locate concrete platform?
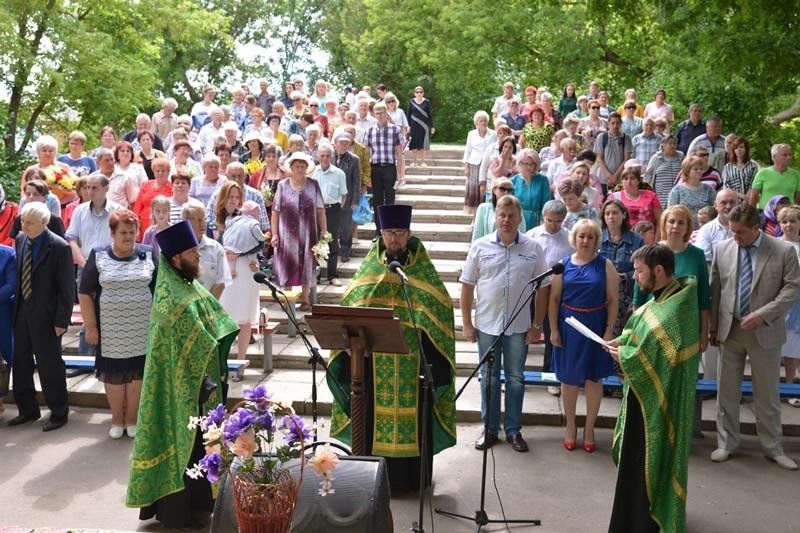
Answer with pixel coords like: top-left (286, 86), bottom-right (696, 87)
top-left (1, 405), bottom-right (798, 532)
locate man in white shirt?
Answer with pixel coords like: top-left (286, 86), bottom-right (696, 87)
top-left (527, 200), bottom-right (573, 395)
top-left (491, 82), bottom-right (517, 124)
top-left (354, 98), bottom-right (377, 144)
top-left (461, 195), bottom-right (549, 452)
top-left (312, 143), bottom-right (348, 285)
top-left (197, 106), bottom-right (225, 154)
top-left (687, 117), bottom-right (726, 171)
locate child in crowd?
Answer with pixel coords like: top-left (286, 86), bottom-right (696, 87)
top-left (633, 220), bottom-right (656, 245)
top-left (222, 200), bottom-right (265, 278)
top-left (690, 205), bottom-right (717, 243)
top-left (778, 205), bottom-right (800, 407)
top-left (141, 195), bottom-right (171, 257)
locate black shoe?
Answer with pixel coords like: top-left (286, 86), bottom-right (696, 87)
top-left (506, 433), bottom-right (529, 452)
top-left (474, 430), bottom-right (499, 450)
top-left (42, 417), bottom-right (68, 432)
top-left (7, 412), bottom-right (41, 426)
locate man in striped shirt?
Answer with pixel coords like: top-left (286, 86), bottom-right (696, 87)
top-left (364, 102), bottom-right (405, 233)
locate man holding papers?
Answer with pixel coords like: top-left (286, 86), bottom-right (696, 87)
top-left (605, 243), bottom-right (700, 533)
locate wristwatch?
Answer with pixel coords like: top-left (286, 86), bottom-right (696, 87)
top-left (531, 323), bottom-right (543, 331)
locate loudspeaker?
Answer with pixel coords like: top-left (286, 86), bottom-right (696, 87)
top-left (211, 455), bottom-right (393, 533)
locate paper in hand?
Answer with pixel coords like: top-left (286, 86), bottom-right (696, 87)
top-left (565, 316), bottom-right (609, 346)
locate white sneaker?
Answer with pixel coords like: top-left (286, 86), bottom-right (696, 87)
top-left (710, 448), bottom-right (731, 462)
top-left (126, 425), bottom-right (137, 438)
top-left (546, 386), bottom-right (561, 397)
top-left (109, 425), bottom-right (125, 439)
top-left (767, 454), bottom-right (798, 470)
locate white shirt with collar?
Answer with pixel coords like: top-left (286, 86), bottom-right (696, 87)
top-left (65, 199), bottom-right (123, 258)
top-left (460, 230), bottom-right (549, 336)
top-left (526, 225), bottom-right (573, 268)
top-left (312, 164), bottom-right (348, 205)
top-left (695, 217), bottom-right (733, 263)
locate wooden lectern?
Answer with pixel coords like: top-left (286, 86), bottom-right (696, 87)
top-left (305, 304), bottom-right (408, 456)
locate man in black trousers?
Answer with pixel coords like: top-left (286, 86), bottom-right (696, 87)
top-left (9, 201), bottom-right (75, 431)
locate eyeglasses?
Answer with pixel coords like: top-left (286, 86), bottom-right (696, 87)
top-left (590, 106), bottom-right (600, 110)
top-left (496, 186), bottom-right (513, 192)
top-left (309, 104), bottom-right (319, 107)
top-left (415, 90), bottom-right (423, 93)
top-left (385, 99), bottom-right (396, 103)
top-left (696, 153), bottom-right (709, 157)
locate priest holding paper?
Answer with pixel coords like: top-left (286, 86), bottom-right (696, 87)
top-left (605, 243), bottom-right (700, 533)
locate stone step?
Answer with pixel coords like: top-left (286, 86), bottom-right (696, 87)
top-left (424, 147), bottom-right (464, 159)
top-left (404, 175), bottom-right (466, 186)
top-left (397, 183), bottom-right (465, 197)
top-left (404, 157), bottom-right (464, 167)
top-left (391, 194), bottom-right (464, 210)
top-left (404, 209), bottom-right (472, 224)
top-left (404, 166), bottom-right (462, 176)
top-left (356, 222), bottom-right (470, 242)
top-left (344, 239), bottom-right (470, 260)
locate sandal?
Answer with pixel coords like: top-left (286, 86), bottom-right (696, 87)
top-left (298, 302), bottom-right (312, 312)
top-left (788, 398), bottom-right (800, 408)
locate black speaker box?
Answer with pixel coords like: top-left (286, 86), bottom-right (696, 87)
top-left (211, 455), bottom-right (393, 532)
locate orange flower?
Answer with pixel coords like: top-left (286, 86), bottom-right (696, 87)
top-left (308, 444), bottom-right (339, 477)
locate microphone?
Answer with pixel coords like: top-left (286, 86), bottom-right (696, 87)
top-left (388, 260), bottom-right (409, 284)
top-left (530, 262), bottom-right (565, 285)
top-left (253, 271), bottom-right (283, 297)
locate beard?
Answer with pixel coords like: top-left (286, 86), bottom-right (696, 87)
top-left (638, 273), bottom-right (657, 295)
top-left (175, 256), bottom-right (200, 282)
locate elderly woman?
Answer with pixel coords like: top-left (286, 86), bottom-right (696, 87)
top-left (408, 86), bottom-right (434, 166)
top-left (22, 135), bottom-right (76, 207)
top-left (280, 134), bottom-right (306, 166)
top-left (644, 134), bottom-right (684, 208)
top-left (181, 201), bottom-right (231, 299)
top-left (463, 111), bottom-right (497, 215)
top-left (612, 167), bottom-right (662, 239)
top-left (248, 143), bottom-right (284, 194)
top-left (510, 148), bottom-right (551, 229)
top-left (539, 92), bottom-right (563, 130)
top-left (600, 199), bottom-right (644, 335)
top-left (559, 179), bottom-right (598, 230)
top-left (520, 106), bottom-right (555, 152)
top-left (577, 100), bottom-right (607, 151)
top-left (304, 124), bottom-right (322, 162)
top-left (471, 177), bottom-right (526, 241)
top-left (668, 156), bottom-right (716, 225)
top-left (762, 194), bottom-right (790, 237)
top-left (136, 130), bottom-right (165, 181)
top-left (271, 152), bottom-right (326, 311)
top-left (189, 154), bottom-right (227, 207)
top-left (133, 159), bottom-right (173, 240)
top-left (722, 135), bottom-right (759, 199)
top-left (79, 209), bottom-right (157, 438)
top-left (244, 107), bottom-right (270, 143)
top-left (112, 141), bottom-right (145, 208)
top-left (0, 243), bottom-right (14, 418)
top-left (168, 173), bottom-right (194, 224)
top-left (288, 90), bottom-right (307, 119)
top-left (550, 218), bottom-right (619, 452)
top-left (568, 95), bottom-right (589, 119)
top-left (169, 139), bottom-right (202, 178)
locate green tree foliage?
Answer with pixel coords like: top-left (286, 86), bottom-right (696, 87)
top-left (320, 0), bottom-right (800, 160)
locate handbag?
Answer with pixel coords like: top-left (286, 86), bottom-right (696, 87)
top-left (352, 193), bottom-right (373, 225)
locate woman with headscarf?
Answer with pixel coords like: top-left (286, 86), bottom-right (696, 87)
top-left (762, 194), bottom-right (790, 237)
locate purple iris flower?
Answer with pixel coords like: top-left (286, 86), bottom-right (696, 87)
top-left (255, 412), bottom-right (274, 432)
top-left (243, 385), bottom-right (272, 411)
top-left (204, 404), bottom-right (226, 428)
top-left (223, 408), bottom-right (256, 442)
top-left (281, 414), bottom-right (311, 445)
top-left (200, 452), bottom-right (223, 483)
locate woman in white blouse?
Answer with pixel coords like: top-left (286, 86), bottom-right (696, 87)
top-left (463, 110), bottom-right (497, 216)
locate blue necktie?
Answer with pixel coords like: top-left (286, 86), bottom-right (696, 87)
top-left (738, 245), bottom-right (753, 317)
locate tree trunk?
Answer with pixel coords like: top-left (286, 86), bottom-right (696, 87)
top-left (767, 94), bottom-right (800, 125)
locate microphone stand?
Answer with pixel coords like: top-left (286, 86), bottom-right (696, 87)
top-left (395, 272), bottom-right (437, 533)
top-left (261, 279), bottom-right (346, 448)
top-left (435, 277), bottom-right (545, 531)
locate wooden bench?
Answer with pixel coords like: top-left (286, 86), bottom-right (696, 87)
top-left (259, 288), bottom-right (303, 338)
top-left (259, 309), bottom-right (280, 374)
top-left (62, 356), bottom-right (251, 381)
top-left (501, 370), bottom-right (800, 398)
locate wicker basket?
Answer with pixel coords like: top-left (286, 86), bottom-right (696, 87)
top-left (233, 467), bottom-right (299, 533)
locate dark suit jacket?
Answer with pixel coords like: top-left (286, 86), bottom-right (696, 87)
top-left (14, 229), bottom-right (75, 330)
top-left (335, 151), bottom-right (362, 208)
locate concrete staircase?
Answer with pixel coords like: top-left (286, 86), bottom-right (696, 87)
top-left (52, 145), bottom-right (800, 436)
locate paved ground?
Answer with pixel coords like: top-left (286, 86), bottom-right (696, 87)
top-left (2, 406), bottom-right (798, 532)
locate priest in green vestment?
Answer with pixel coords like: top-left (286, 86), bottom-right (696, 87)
top-left (327, 204), bottom-right (457, 491)
top-left (606, 243), bottom-right (700, 533)
top-left (126, 221), bottom-right (238, 528)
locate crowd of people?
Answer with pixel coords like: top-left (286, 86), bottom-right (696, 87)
top-left (1, 76), bottom-right (799, 531)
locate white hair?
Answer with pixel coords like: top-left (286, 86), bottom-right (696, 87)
top-left (290, 90), bottom-right (304, 100)
top-left (202, 153), bottom-right (221, 166)
top-left (177, 114), bottom-right (192, 125)
top-left (317, 142), bottom-right (334, 156)
top-left (306, 124), bottom-right (321, 135)
top-left (473, 110), bottom-right (489, 125)
top-left (35, 135), bottom-right (58, 153)
top-left (136, 113), bottom-right (151, 123)
top-left (181, 199), bottom-right (207, 221)
top-left (222, 121), bottom-right (239, 133)
top-left (20, 201), bottom-right (51, 224)
top-left (772, 143), bottom-right (792, 157)
top-left (162, 97), bottom-right (178, 110)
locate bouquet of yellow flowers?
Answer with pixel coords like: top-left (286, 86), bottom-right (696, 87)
top-left (243, 158), bottom-right (265, 176)
top-left (41, 164), bottom-right (76, 192)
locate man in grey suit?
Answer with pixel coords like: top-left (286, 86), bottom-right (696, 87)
top-left (710, 203), bottom-right (800, 470)
top-left (8, 202), bottom-right (75, 431)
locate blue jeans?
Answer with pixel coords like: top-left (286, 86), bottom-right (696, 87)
top-left (477, 330), bottom-right (528, 437)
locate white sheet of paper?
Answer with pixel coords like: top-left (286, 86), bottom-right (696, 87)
top-left (565, 316), bottom-right (609, 346)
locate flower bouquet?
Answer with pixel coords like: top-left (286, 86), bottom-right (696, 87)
top-left (243, 158), bottom-right (265, 176)
top-left (261, 185), bottom-right (275, 203)
top-left (187, 385), bottom-right (338, 532)
top-left (312, 231), bottom-right (332, 266)
top-left (41, 164), bottom-right (76, 193)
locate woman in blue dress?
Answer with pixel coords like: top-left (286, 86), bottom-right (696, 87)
top-left (0, 244), bottom-right (15, 418)
top-left (549, 218), bottom-right (619, 453)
